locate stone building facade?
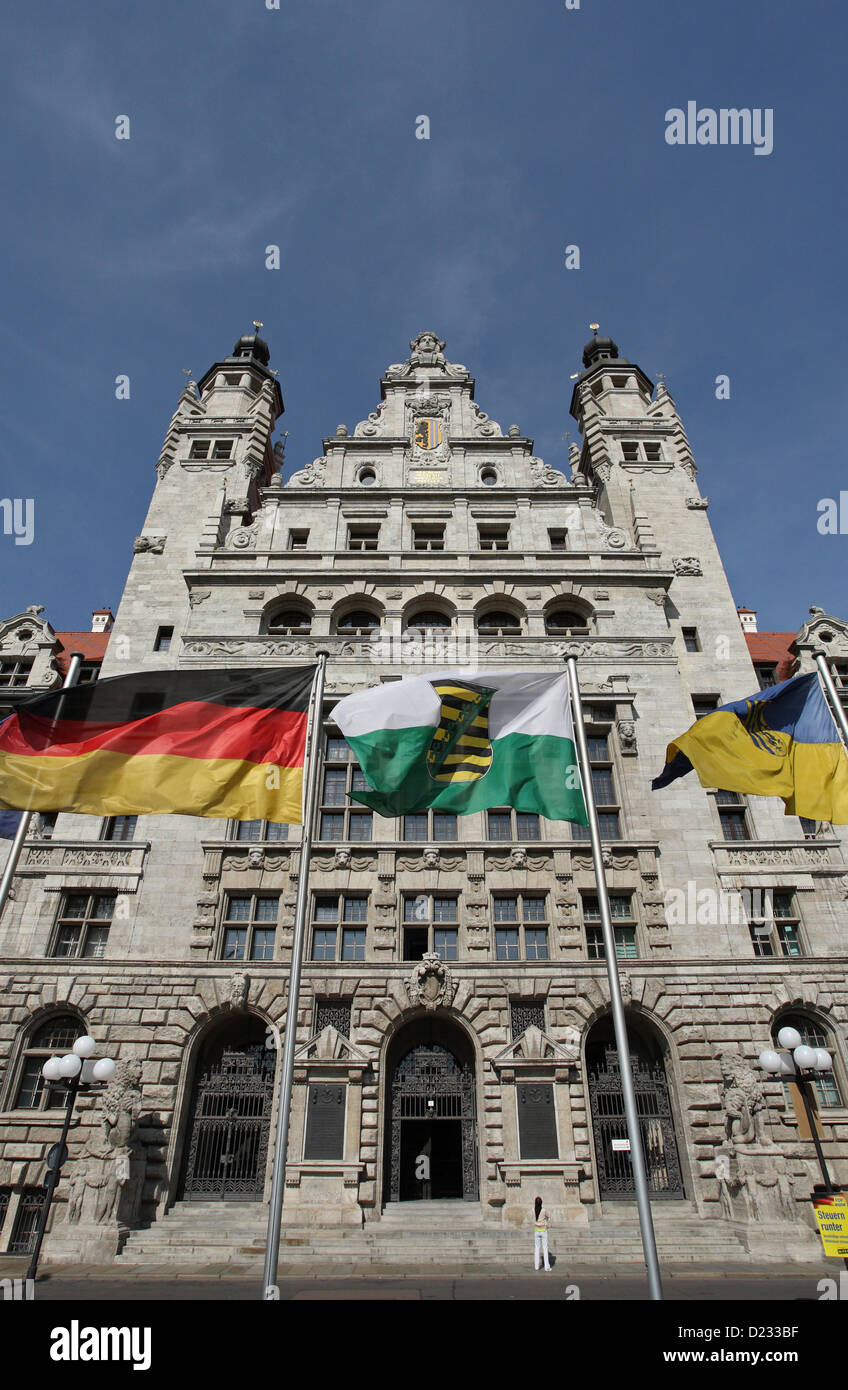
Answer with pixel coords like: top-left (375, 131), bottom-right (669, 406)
top-left (1, 326), bottom-right (847, 1264)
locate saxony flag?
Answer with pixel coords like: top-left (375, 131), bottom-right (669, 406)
top-left (0, 666), bottom-right (315, 823)
top-left (333, 669), bottom-right (587, 823)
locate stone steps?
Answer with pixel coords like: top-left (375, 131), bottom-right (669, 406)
top-left (115, 1197), bottom-right (753, 1266)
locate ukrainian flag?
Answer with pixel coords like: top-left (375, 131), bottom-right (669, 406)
top-left (652, 672), bottom-right (848, 824)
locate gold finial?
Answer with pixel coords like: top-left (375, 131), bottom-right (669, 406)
top-left (253, 320), bottom-right (264, 333)
top-left (569, 372), bottom-right (579, 380)
top-left (182, 368), bottom-right (193, 378)
top-left (589, 322), bottom-right (600, 335)
top-left (269, 368), bottom-right (279, 377)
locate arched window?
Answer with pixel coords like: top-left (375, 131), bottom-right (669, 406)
top-left (476, 609), bottom-right (522, 636)
top-left (545, 607), bottom-right (590, 635)
top-left (771, 1014), bottom-right (843, 1108)
top-left (12, 1015), bottom-right (85, 1111)
top-left (404, 609), bottom-right (452, 631)
top-left (267, 607), bottom-right (312, 635)
top-left (336, 609), bottom-right (381, 636)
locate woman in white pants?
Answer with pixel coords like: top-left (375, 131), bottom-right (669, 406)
top-left (533, 1196), bottom-right (551, 1271)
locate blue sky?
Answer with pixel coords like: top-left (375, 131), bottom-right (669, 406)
top-left (1, 0), bottom-right (845, 635)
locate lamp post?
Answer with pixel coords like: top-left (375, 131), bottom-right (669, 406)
top-left (25, 1034), bottom-right (116, 1282)
top-left (758, 1026), bottom-right (847, 1269)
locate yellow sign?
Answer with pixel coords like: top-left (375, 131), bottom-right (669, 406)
top-left (812, 1194), bottom-right (848, 1257)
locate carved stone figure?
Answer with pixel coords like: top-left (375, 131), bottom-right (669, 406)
top-left (673, 556), bottom-right (703, 577)
top-left (406, 953), bottom-right (455, 1012)
top-left (617, 719), bottom-right (637, 755)
top-left (228, 971), bottom-right (250, 1011)
top-left (717, 1048), bottom-right (769, 1145)
top-left (66, 1059), bottom-right (145, 1228)
top-left (132, 534), bottom-right (166, 554)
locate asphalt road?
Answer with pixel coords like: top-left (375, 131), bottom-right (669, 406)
top-left (9, 1269), bottom-right (837, 1300)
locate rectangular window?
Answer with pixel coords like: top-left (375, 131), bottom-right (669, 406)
top-left (643, 442), bottom-right (663, 462)
top-left (494, 895), bottom-right (549, 959)
top-left (341, 929), bottom-right (366, 961)
top-left (319, 812), bottom-right (344, 841)
top-left (154, 626), bottom-right (173, 653)
top-left (517, 1083), bottom-right (558, 1159)
top-left (486, 807), bottom-right (541, 842)
top-left (312, 895), bottom-right (368, 960)
top-left (403, 814), bottom-right (428, 842)
top-left (621, 441), bottom-right (640, 462)
top-left (51, 892), bottom-right (116, 959)
top-left (312, 928), bottom-right (337, 961)
top-left (755, 663), bottom-right (778, 689)
top-left (211, 439), bottom-right (234, 460)
top-left (102, 815), bottom-right (137, 842)
top-left (516, 813), bottom-right (540, 841)
top-left (348, 525), bottom-right (380, 551)
top-left (525, 928), bottom-right (549, 960)
top-left (495, 928), bottom-right (520, 961)
top-left (349, 813), bottom-right (372, 842)
top-left (693, 695), bottom-right (720, 719)
top-left (221, 894), bottom-right (278, 960)
top-left (0, 658), bottom-right (34, 688)
top-left (548, 528), bottom-right (568, 551)
top-left (412, 525), bottom-right (445, 551)
top-left (288, 529), bottom-right (309, 550)
top-left (232, 819), bottom-right (287, 841)
top-left (434, 928), bottom-right (458, 961)
top-left (303, 1084), bottom-right (346, 1160)
top-left (487, 810), bottom-right (512, 841)
top-left (319, 731), bottom-right (372, 841)
top-left (433, 813), bottom-right (457, 841)
top-left (571, 719), bottom-right (620, 841)
top-left (402, 894), bottom-right (458, 959)
top-left (748, 890), bottom-right (803, 958)
top-left (478, 525), bottom-right (510, 551)
top-left (682, 627), bottom-right (700, 653)
top-left (716, 789), bottom-right (749, 841)
top-left (583, 894), bottom-right (637, 959)
top-left (188, 440), bottom-right (211, 459)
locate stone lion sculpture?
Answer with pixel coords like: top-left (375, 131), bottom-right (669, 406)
top-left (716, 1048), bottom-right (769, 1145)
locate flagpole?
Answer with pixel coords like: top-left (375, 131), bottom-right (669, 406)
top-left (0, 653), bottom-right (84, 920)
top-left (262, 650), bottom-right (328, 1300)
top-left (815, 653), bottom-right (848, 751)
top-left (565, 656), bottom-right (664, 1301)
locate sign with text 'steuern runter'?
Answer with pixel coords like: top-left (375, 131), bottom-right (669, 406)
top-left (812, 1193), bottom-right (848, 1257)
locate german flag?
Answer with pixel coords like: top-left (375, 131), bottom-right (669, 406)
top-left (0, 666), bottom-right (315, 823)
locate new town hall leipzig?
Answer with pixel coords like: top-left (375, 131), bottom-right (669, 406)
top-left (1, 326), bottom-right (846, 1266)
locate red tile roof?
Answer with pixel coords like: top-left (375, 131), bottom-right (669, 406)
top-left (745, 632), bottom-right (797, 683)
top-left (54, 631), bottom-right (111, 676)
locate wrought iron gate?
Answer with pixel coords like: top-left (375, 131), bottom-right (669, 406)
top-left (181, 1044), bottom-right (274, 1201)
top-left (588, 1046), bottom-right (684, 1200)
top-left (389, 1044), bottom-right (478, 1202)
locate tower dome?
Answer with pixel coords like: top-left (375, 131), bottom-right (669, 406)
top-left (232, 331), bottom-right (270, 366)
top-left (582, 334), bottom-right (621, 369)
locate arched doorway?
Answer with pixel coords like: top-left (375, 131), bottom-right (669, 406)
top-left (384, 1018), bottom-right (478, 1203)
top-left (179, 1016), bottom-right (275, 1202)
top-left (586, 1014), bottom-right (684, 1200)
